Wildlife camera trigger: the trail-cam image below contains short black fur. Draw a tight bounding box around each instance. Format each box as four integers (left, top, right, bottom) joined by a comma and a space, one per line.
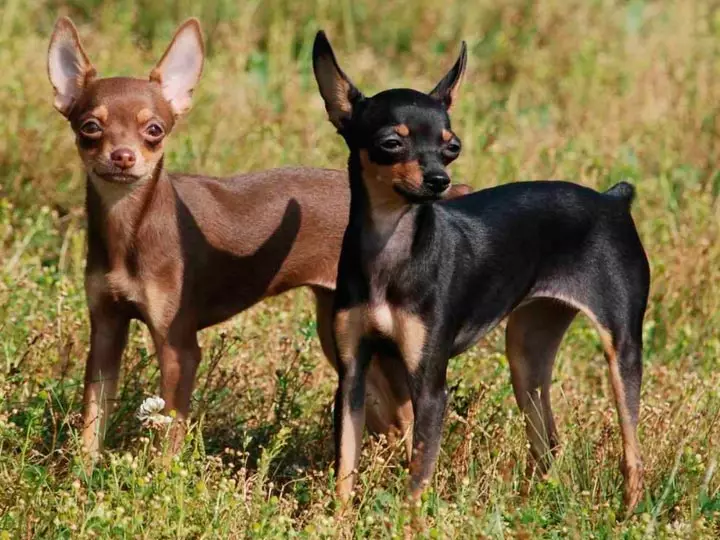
313, 31, 650, 513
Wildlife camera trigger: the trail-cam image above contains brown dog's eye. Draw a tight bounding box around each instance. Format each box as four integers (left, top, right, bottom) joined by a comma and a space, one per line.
80, 120, 103, 139
144, 123, 164, 141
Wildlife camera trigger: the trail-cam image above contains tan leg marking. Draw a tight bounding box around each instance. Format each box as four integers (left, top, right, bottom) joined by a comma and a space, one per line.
334, 306, 367, 366
394, 310, 426, 374
334, 307, 369, 502
599, 329, 643, 512
336, 380, 366, 503
395, 398, 414, 461
505, 300, 575, 477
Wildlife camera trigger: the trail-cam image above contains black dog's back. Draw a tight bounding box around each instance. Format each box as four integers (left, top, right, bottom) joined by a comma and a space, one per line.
405, 180, 649, 355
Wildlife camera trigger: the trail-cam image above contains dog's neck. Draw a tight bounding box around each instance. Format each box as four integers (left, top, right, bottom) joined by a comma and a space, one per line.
348, 151, 413, 245
347, 152, 421, 291
85, 159, 168, 271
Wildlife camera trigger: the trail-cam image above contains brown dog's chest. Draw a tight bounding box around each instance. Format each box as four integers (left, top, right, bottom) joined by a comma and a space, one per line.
85, 255, 182, 334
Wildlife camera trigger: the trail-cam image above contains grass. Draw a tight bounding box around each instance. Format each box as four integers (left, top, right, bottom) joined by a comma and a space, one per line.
1, 0, 720, 537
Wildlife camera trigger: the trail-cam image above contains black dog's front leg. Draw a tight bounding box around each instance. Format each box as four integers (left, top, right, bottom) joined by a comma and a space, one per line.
334, 337, 373, 504
408, 361, 449, 499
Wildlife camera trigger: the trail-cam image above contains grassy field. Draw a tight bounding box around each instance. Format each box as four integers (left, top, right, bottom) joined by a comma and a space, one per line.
1, 0, 720, 537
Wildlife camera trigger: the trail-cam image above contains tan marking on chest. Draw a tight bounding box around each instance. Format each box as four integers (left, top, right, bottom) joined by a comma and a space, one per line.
368, 303, 393, 335
391, 308, 426, 373
335, 303, 427, 373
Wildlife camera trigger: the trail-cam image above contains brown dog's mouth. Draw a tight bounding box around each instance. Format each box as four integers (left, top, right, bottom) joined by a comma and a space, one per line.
93, 170, 142, 183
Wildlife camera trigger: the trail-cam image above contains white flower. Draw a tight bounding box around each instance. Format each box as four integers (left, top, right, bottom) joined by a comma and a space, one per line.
137, 396, 165, 419
137, 396, 173, 427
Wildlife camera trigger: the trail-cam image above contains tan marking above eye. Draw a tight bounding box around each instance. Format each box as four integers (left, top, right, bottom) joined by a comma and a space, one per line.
136, 108, 154, 125
442, 129, 452, 142
394, 124, 410, 137
91, 105, 108, 123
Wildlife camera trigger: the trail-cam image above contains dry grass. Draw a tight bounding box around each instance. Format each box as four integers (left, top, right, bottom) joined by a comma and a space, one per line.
1, 0, 719, 537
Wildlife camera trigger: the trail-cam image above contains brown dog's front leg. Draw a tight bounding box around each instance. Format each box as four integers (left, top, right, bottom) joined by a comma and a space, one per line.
154, 330, 201, 454
81, 310, 129, 459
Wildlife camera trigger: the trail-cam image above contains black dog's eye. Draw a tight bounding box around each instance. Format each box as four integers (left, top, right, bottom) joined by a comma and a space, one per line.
379, 138, 403, 152
445, 139, 462, 155
80, 120, 103, 139
144, 123, 164, 141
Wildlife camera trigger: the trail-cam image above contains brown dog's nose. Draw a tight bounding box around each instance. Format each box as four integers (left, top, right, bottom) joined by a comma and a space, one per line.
110, 148, 136, 170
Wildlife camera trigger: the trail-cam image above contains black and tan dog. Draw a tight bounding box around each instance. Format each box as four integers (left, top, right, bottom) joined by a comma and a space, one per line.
312, 32, 650, 513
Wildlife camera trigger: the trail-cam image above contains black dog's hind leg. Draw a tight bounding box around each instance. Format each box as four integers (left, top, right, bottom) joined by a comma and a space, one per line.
602, 327, 644, 514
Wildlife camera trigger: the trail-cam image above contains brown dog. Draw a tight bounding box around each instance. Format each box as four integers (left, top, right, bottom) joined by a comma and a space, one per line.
47, 18, 471, 458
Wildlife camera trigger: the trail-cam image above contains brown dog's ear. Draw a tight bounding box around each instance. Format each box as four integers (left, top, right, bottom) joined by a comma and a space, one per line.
429, 42, 467, 112
150, 18, 204, 117
312, 31, 363, 131
47, 17, 96, 118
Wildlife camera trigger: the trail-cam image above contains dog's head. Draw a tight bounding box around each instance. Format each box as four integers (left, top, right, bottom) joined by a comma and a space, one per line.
47, 17, 204, 188
312, 31, 466, 203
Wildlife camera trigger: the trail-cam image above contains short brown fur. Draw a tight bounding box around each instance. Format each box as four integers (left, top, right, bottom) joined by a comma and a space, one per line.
48, 17, 472, 459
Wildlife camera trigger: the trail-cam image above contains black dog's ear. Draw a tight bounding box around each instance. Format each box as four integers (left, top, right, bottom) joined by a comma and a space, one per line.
429, 42, 467, 112
312, 31, 363, 131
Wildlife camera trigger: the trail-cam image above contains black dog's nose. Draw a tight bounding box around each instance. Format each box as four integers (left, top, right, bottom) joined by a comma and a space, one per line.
425, 172, 451, 193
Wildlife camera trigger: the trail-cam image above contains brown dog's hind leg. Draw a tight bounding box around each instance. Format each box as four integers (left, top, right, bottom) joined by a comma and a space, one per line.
506, 299, 577, 477
314, 287, 339, 370
365, 356, 414, 460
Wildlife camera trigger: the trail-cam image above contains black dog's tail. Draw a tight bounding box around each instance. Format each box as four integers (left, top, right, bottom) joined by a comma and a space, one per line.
604, 181, 636, 208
